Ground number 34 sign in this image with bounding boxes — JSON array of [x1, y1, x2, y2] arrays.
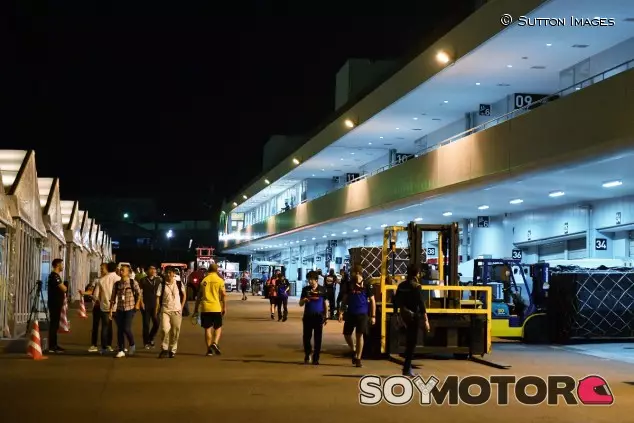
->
[[595, 238, 608, 251]]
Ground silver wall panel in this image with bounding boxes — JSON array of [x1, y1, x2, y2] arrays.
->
[[223, 68, 634, 251]]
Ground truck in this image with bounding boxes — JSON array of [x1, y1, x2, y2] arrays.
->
[[218, 260, 240, 292]]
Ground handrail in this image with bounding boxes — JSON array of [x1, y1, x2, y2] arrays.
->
[[240, 57, 634, 229]]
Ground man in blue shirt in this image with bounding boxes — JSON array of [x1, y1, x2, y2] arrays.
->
[[276, 273, 290, 322], [338, 264, 375, 368], [299, 271, 328, 365]]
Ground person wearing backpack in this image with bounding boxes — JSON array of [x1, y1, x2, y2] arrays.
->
[[109, 264, 142, 358], [155, 267, 186, 358]]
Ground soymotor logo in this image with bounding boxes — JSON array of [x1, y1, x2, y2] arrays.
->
[[359, 375, 614, 406]]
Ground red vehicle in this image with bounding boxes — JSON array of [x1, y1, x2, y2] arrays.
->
[[187, 268, 207, 299]]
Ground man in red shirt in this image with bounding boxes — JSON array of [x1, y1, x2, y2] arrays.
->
[[240, 272, 250, 300]]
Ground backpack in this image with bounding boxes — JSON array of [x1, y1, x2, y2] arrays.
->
[[158, 280, 186, 312]]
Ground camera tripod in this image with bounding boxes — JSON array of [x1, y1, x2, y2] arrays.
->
[[25, 280, 49, 334]]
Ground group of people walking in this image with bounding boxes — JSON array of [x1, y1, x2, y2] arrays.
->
[[47, 257, 429, 376], [47, 260, 226, 359]]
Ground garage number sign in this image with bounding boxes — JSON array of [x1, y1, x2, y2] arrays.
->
[[512, 249, 522, 260], [595, 238, 607, 251]]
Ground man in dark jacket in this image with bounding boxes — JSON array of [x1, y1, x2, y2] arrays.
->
[[139, 265, 162, 349], [393, 264, 430, 377], [276, 273, 290, 322], [47, 258, 67, 353]]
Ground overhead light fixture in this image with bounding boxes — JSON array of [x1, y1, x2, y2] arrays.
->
[[264, 179, 270, 184], [509, 199, 523, 204], [368, 142, 372, 145], [242, 195, 248, 200], [344, 119, 355, 128], [380, 224, 388, 228], [365, 226, 372, 230], [292, 157, 300, 165], [436, 51, 450, 64], [351, 152, 355, 155], [312, 174, 315, 177], [546, 43, 552, 47], [475, 82, 481, 86], [331, 233, 336, 236], [395, 127, 400, 130], [321, 168, 325, 171], [342, 231, 347, 235], [340, 158, 344, 161], [507, 65, 513, 68], [302, 239, 306, 242], [549, 191, 565, 198], [414, 217, 423, 222], [311, 237, 316, 240], [379, 136, 383, 139], [442, 212, 452, 217], [602, 180, 622, 188], [322, 235, 327, 238], [353, 229, 359, 233], [232, 202, 237, 207], [396, 221, 404, 225], [413, 117, 418, 120], [478, 205, 489, 210], [443, 100, 448, 104]]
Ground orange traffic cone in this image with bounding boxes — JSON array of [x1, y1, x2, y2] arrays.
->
[[26, 321, 48, 360], [58, 297, 71, 333], [78, 294, 87, 319]]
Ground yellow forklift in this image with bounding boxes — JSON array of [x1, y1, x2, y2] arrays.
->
[[369, 222, 509, 368]]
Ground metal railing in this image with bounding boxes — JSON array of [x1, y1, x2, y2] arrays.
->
[[240, 58, 634, 230]]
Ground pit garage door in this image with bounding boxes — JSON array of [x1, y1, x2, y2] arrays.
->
[[567, 237, 588, 260], [538, 241, 565, 261]]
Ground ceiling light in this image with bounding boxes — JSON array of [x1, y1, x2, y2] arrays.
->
[[475, 82, 481, 86], [443, 100, 448, 104], [442, 212, 452, 217], [378, 224, 386, 228], [396, 221, 404, 225], [322, 235, 327, 238], [331, 233, 336, 236], [478, 205, 489, 210], [575, 87, 581, 91], [379, 137, 383, 139], [546, 43, 552, 47], [232, 202, 237, 207], [344, 119, 355, 128], [311, 237, 316, 240], [264, 179, 270, 184], [509, 199, 523, 204], [351, 152, 355, 155], [395, 127, 399, 130], [302, 239, 306, 242], [342, 231, 347, 235], [602, 180, 622, 188], [321, 168, 325, 171], [549, 191, 565, 198], [436, 51, 450, 64], [242, 195, 247, 200], [353, 229, 359, 233], [292, 158, 300, 165], [414, 217, 423, 222], [413, 117, 418, 120], [368, 142, 372, 145], [365, 226, 371, 230], [312, 174, 315, 177], [507, 65, 512, 68], [340, 158, 344, 161]]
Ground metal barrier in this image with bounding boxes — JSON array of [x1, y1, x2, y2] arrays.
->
[[380, 284, 492, 355]]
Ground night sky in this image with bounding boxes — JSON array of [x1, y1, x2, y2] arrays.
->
[[8, 2, 474, 220]]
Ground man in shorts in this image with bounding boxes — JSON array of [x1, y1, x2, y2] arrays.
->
[[193, 263, 226, 356], [338, 264, 375, 368]]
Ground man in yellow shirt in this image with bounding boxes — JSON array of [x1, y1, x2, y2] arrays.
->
[[193, 263, 226, 356]]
